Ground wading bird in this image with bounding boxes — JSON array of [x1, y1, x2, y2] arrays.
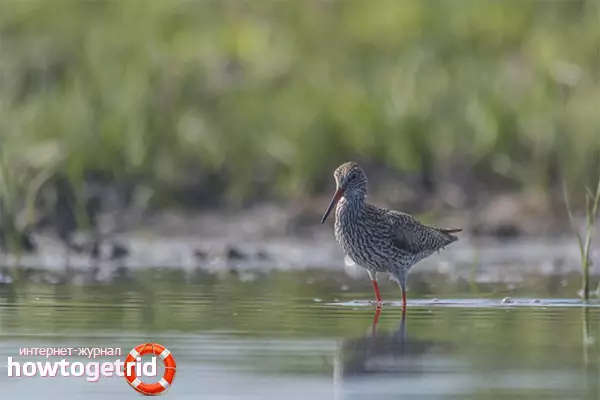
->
[[321, 162, 461, 312]]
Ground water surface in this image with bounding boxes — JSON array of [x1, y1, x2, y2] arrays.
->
[[1, 268, 599, 399]]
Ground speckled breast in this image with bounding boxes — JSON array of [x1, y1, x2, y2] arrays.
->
[[334, 214, 394, 273]]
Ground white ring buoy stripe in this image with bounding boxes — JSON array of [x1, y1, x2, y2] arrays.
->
[[159, 378, 170, 389], [159, 349, 170, 360]]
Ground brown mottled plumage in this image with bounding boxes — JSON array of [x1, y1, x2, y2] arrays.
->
[[321, 162, 462, 311]]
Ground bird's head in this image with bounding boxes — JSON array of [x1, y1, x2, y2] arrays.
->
[[320, 162, 368, 224]]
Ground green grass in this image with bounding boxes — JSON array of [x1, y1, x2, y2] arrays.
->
[[0, 0, 599, 213], [564, 177, 600, 301]]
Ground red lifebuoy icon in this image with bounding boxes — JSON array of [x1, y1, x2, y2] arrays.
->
[[124, 343, 176, 396]]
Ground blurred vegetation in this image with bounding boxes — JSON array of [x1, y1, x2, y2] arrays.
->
[[0, 0, 599, 218], [564, 177, 600, 300]]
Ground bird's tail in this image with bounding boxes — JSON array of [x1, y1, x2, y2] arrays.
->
[[438, 228, 462, 245], [439, 228, 462, 234]]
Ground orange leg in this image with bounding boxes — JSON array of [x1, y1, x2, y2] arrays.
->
[[401, 290, 407, 315], [371, 279, 383, 303]]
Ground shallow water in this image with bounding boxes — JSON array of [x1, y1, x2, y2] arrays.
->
[[1, 268, 599, 399]]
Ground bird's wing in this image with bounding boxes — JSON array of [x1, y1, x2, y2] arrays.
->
[[385, 211, 428, 254], [386, 210, 461, 254]]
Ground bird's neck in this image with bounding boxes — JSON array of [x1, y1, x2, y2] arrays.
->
[[335, 194, 365, 221]]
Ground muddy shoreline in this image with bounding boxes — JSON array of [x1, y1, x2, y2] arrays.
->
[[1, 196, 598, 286], [0, 206, 598, 288]]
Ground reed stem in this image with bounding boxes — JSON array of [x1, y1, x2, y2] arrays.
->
[[563, 177, 600, 301]]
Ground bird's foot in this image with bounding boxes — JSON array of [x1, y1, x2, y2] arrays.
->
[[371, 299, 391, 307], [352, 299, 392, 306]]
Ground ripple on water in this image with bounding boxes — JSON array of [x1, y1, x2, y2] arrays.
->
[[330, 298, 600, 309]]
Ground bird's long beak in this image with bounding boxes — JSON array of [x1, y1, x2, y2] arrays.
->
[[320, 187, 344, 224]]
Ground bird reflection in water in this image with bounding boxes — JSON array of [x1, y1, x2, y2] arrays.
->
[[333, 306, 450, 398]]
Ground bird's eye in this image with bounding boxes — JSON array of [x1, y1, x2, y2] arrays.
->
[[349, 172, 358, 181]]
